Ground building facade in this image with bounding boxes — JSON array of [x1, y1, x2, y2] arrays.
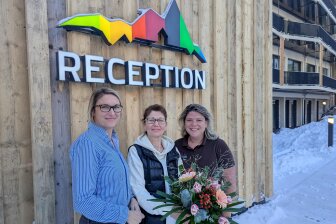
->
[[273, 0, 336, 131]]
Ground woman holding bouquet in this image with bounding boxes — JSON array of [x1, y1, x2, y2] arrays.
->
[[70, 87, 144, 224], [127, 104, 183, 224], [175, 104, 237, 197]]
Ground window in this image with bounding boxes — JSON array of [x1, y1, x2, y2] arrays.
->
[[287, 59, 301, 72], [323, 67, 329, 76], [306, 63, 315, 72], [304, 1, 315, 21], [293, 0, 301, 13], [273, 55, 279, 69]]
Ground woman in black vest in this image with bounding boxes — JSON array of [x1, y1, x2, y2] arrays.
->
[[127, 104, 183, 224]]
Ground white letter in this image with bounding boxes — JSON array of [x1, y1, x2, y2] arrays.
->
[[180, 68, 193, 89], [160, 64, 174, 87], [144, 63, 159, 86], [106, 58, 126, 84], [57, 50, 81, 82], [174, 67, 180, 88], [84, 55, 105, 83], [194, 70, 206, 89], [126, 61, 143, 86]]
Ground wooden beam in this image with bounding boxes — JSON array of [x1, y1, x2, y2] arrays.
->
[[25, 0, 56, 223], [47, 0, 73, 223]]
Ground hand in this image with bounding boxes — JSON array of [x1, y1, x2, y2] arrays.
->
[[129, 197, 141, 211], [171, 212, 180, 220], [170, 212, 189, 223], [127, 210, 144, 224]]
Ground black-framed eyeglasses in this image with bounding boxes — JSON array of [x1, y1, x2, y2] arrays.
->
[[95, 104, 123, 113], [146, 118, 166, 125]]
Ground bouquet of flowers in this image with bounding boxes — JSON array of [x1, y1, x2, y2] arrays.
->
[[149, 163, 244, 224]]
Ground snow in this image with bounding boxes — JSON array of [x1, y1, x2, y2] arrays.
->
[[233, 116, 336, 224]]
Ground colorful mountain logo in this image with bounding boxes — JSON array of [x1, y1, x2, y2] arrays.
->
[[57, 0, 206, 63]]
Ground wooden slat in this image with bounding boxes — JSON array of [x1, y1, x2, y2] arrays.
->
[[161, 0, 180, 140], [199, 0, 212, 110], [0, 1, 18, 222], [241, 0, 255, 206], [123, 0, 142, 150], [234, 0, 245, 205], [253, 0, 265, 202], [213, 0, 227, 139], [12, 0, 34, 218], [47, 0, 74, 222], [1, 0, 34, 223], [25, 0, 56, 223], [181, 0, 195, 106], [264, 0, 274, 198], [191, 0, 201, 104]]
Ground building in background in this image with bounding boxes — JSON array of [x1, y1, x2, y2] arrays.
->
[[272, 0, 336, 131]]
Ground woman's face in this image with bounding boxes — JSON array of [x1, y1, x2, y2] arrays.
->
[[144, 111, 167, 139], [93, 94, 122, 133], [184, 111, 208, 139]]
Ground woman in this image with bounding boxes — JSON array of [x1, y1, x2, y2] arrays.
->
[[175, 104, 237, 196], [70, 87, 144, 224], [127, 104, 183, 224]]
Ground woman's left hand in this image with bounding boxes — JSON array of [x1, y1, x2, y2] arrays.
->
[[129, 197, 141, 211]]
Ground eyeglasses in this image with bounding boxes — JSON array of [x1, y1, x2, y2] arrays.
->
[[146, 118, 166, 125], [95, 104, 123, 113]]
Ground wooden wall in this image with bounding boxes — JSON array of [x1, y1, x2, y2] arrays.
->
[[0, 0, 273, 223]]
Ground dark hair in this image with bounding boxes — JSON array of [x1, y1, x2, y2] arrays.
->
[[178, 104, 218, 140], [88, 87, 122, 122], [142, 104, 167, 123]]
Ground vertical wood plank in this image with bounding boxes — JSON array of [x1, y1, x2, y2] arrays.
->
[[123, 0, 142, 150], [181, 0, 195, 106], [234, 0, 245, 204], [47, 0, 74, 222], [103, 0, 128, 156], [241, 0, 255, 206], [254, 0, 265, 202], [0, 36, 19, 222], [162, 0, 182, 140], [213, 0, 227, 139], [264, 0, 273, 198], [25, 0, 56, 223], [199, 0, 212, 110], [0, 0, 33, 223]]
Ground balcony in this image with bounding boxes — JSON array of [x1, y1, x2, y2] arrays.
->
[[284, 71, 319, 85], [273, 13, 336, 55], [272, 69, 336, 91], [323, 75, 336, 89]]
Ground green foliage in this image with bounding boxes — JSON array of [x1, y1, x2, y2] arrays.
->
[[149, 162, 245, 223]]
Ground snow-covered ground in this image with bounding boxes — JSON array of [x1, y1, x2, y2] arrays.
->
[[233, 117, 336, 224]]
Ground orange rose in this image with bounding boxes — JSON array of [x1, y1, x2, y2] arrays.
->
[[215, 189, 228, 208], [179, 171, 196, 182]]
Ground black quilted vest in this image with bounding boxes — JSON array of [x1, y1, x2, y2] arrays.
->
[[133, 144, 179, 224]]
